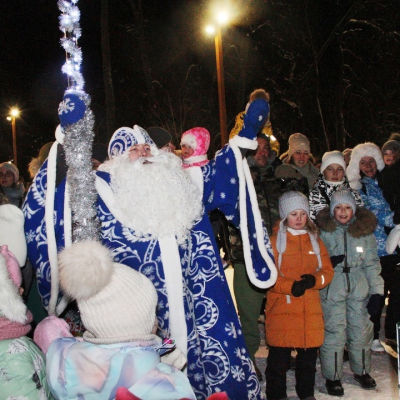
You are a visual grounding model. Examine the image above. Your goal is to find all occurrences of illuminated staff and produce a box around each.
[58,0,84,91]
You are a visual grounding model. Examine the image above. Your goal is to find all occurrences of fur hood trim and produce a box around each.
[28,157,44,179]
[0,253,27,323]
[316,207,377,238]
[346,142,385,190]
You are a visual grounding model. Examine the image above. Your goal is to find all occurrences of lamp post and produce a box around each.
[7,108,20,167]
[206,11,229,147]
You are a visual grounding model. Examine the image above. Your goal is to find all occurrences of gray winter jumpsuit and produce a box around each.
[316,207,384,380]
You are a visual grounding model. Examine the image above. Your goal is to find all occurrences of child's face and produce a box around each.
[286,209,308,230]
[181,143,195,159]
[383,150,400,166]
[323,163,345,182]
[333,203,353,224]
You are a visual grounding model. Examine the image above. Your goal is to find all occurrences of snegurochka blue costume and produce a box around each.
[23,94,277,400]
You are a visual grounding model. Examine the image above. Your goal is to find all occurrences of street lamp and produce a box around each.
[206,10,229,147]
[7,107,20,167]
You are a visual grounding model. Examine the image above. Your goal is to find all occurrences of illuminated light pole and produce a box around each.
[7,108,20,167]
[206,10,229,147]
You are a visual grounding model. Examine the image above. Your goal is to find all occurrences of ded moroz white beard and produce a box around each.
[100,151,203,244]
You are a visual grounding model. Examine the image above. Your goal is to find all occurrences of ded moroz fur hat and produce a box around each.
[108,125,157,158]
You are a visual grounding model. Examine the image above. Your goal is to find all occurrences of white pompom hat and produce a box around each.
[0,204,27,267]
[346,142,385,190]
[58,241,159,345]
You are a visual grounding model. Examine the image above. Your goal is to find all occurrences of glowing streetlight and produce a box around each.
[7,107,20,166]
[206,10,230,147]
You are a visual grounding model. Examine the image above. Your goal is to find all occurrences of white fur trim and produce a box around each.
[229,135,258,150]
[46,142,60,315]
[230,141,277,289]
[386,225,400,254]
[158,236,188,356]
[96,175,131,228]
[184,167,204,198]
[180,133,197,150]
[55,125,64,145]
[0,254,27,323]
[0,205,27,267]
[346,142,385,189]
[182,154,208,165]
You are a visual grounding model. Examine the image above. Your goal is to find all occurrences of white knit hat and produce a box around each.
[279,191,310,220]
[320,150,346,174]
[346,142,385,190]
[330,188,356,215]
[276,191,321,272]
[0,204,27,267]
[58,241,158,344]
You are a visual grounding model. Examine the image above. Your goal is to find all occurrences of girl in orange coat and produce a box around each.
[265,191,334,400]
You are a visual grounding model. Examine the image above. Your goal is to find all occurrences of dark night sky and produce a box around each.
[0,0,221,174]
[2,1,399,178]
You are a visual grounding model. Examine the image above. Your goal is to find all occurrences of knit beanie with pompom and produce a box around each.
[58,241,159,345]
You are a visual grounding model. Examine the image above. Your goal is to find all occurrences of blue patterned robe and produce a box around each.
[24,144,275,399]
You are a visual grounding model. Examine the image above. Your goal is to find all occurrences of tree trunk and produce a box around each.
[100,0,116,141]
[128,0,158,120]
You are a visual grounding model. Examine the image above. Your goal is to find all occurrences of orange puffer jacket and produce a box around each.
[265,230,333,349]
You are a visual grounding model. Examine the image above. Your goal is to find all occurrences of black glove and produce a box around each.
[366,294,383,316]
[330,254,345,268]
[291,280,308,297]
[300,274,316,289]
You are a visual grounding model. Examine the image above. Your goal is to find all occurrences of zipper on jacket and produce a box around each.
[343,231,350,293]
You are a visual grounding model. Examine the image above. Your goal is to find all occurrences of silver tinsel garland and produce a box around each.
[63,91,100,243]
[58,0,100,243]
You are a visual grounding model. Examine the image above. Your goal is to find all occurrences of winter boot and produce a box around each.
[325,379,344,396]
[354,373,377,389]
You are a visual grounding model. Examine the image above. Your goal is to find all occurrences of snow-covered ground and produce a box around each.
[224,266,399,399]
[255,336,398,400]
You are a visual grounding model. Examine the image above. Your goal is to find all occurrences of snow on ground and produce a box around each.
[254,313,399,400]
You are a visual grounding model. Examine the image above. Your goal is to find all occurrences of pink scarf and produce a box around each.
[0,311,32,340]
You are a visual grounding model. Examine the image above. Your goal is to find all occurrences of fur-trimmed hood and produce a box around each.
[316,206,377,238]
[346,142,385,190]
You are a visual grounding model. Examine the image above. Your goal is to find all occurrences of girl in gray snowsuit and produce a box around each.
[316,189,384,397]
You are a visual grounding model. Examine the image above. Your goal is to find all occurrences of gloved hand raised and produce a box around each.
[300,274,316,289]
[366,294,383,316]
[330,254,345,267]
